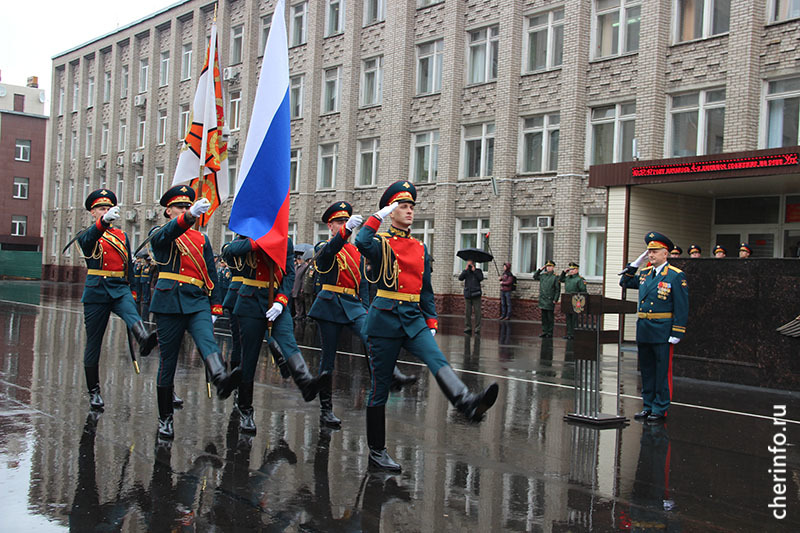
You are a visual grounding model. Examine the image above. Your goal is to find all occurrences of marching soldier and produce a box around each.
[738,242,752,258]
[620,231,689,423]
[220,236,246,376]
[688,244,702,258]
[140,254,154,321]
[133,257,143,311]
[77,189,157,410]
[222,234,328,434]
[534,260,560,338]
[559,261,586,340]
[355,181,498,472]
[309,201,416,429]
[148,185,240,439]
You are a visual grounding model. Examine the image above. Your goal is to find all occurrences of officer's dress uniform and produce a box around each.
[559,263,587,340]
[220,238,246,371]
[78,189,156,410]
[140,260,153,320]
[355,180,498,472]
[534,262,561,337]
[620,232,688,421]
[223,236,327,433]
[149,185,240,438]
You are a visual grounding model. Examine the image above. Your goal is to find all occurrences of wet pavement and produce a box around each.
[1,280,799,532]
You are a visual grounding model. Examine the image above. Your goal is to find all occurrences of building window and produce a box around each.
[103,71,111,103]
[456,218,490,272]
[54,181,61,206]
[514,216,554,275]
[52,227,58,256]
[134,175,144,203]
[87,76,95,108]
[229,91,241,131]
[157,110,167,145]
[318,143,338,190]
[100,124,109,154]
[139,58,148,93]
[468,25,499,84]
[325,0,344,37]
[525,9,564,72]
[260,14,273,54]
[291,2,308,47]
[364,0,385,26]
[181,43,192,80]
[593,1,640,59]
[119,119,127,152]
[766,77,800,148]
[64,226,72,256]
[72,81,79,111]
[11,216,27,237]
[137,115,146,149]
[159,51,170,86]
[116,173,124,204]
[85,127,93,157]
[70,131,77,160]
[675,0,730,43]
[231,24,244,65]
[155,167,164,200]
[13,177,29,199]
[227,156,238,196]
[670,88,725,157]
[418,0,443,7]
[68,179,75,206]
[83,177,90,199]
[590,102,636,165]
[314,222,330,244]
[581,215,606,280]
[290,148,301,191]
[417,39,443,95]
[322,66,341,113]
[412,130,439,183]
[287,222,297,244]
[121,65,129,98]
[290,75,304,118]
[463,122,495,178]
[410,219,435,256]
[521,113,560,173]
[58,87,64,115]
[771,0,800,22]
[361,56,383,107]
[15,140,31,162]
[179,104,190,138]
[357,138,380,187]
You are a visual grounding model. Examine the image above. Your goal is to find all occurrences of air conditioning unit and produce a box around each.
[228,137,239,151]
[145,209,156,221]
[131,152,144,164]
[134,94,146,107]
[116,155,125,166]
[125,210,137,222]
[223,67,239,81]
[95,159,106,169]
[536,216,553,228]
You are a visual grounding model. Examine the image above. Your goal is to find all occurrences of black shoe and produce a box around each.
[158,415,174,439]
[172,390,184,409]
[204,352,241,399]
[634,410,652,419]
[131,320,158,357]
[368,448,402,473]
[366,405,401,472]
[237,381,257,434]
[464,330,472,336]
[647,413,667,423]
[88,386,105,410]
[389,367,417,392]
[539,333,552,338]
[157,386,175,439]
[286,353,330,402]
[267,338,291,379]
[434,366,499,422]
[319,386,342,428]
[85,366,104,410]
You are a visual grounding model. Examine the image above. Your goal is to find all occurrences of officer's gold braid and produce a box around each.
[231,254,245,271]
[245,251,258,270]
[314,242,337,275]
[364,236,398,288]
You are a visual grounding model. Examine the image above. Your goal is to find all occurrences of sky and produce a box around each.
[0,0,182,103]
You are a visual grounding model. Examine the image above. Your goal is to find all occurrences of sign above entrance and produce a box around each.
[632,153,799,177]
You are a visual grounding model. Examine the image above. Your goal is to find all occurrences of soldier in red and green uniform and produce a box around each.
[355,180,499,472]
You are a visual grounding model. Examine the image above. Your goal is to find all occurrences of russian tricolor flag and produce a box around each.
[229,0,290,268]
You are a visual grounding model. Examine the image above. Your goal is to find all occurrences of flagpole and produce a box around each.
[196,9,218,227]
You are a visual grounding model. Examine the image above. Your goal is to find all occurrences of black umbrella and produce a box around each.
[457,248,493,263]
[293,243,314,255]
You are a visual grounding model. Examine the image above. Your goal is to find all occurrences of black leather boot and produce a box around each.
[286,353,330,402]
[319,383,341,428]
[435,366,499,422]
[172,390,184,409]
[204,352,241,399]
[238,381,256,434]
[267,338,291,379]
[390,367,417,392]
[366,406,401,472]
[131,320,158,357]
[85,366,104,410]
[157,386,174,439]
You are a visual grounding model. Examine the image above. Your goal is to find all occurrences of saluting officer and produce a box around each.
[355,181,498,472]
[559,261,587,340]
[534,260,560,338]
[222,234,328,434]
[620,231,689,423]
[310,201,416,429]
[78,189,158,410]
[148,185,240,439]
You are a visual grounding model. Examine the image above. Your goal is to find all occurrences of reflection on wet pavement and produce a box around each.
[1,281,799,531]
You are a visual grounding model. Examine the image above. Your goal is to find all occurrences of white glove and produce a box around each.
[189,198,212,217]
[212,315,218,324]
[668,336,680,344]
[345,214,364,232]
[102,205,121,223]
[631,249,649,268]
[430,329,436,337]
[266,301,284,321]
[374,202,399,221]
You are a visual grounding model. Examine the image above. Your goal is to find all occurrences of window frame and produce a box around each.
[260,13,273,55]
[13,177,29,199]
[290,75,304,119]
[520,113,560,173]
[154,167,164,200]
[524,8,565,73]
[230,24,244,65]
[229,91,242,131]
[138,58,149,93]
[115,173,124,205]
[410,219,435,256]
[356,137,381,187]
[181,43,193,80]
[325,0,345,37]
[121,65,129,98]
[467,24,500,85]
[763,76,800,149]
[455,218,491,273]
[591,0,641,60]
[159,51,170,86]
[360,56,384,107]
[11,215,27,237]
[317,143,338,190]
[416,39,444,95]
[673,0,730,43]
[668,87,726,157]
[290,148,302,192]
[118,119,127,152]
[85,127,93,157]
[588,101,636,165]
[134,174,144,204]
[580,214,606,281]
[136,115,146,149]
[103,71,111,103]
[157,110,167,145]
[512,216,555,277]
[179,104,190,139]
[87,76,95,108]
[411,130,440,183]
[15,140,31,162]
[769,0,800,23]
[290,2,308,47]
[462,122,496,178]
[322,66,341,113]
[363,0,385,26]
